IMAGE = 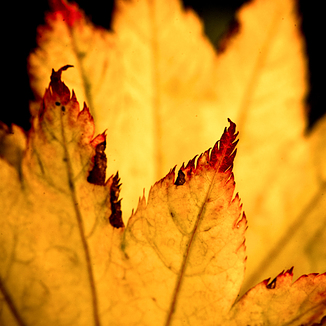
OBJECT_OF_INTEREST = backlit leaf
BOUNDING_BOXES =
[28,0,326,293]
[28,0,223,217]
[0,0,324,323]
[1,67,326,325]
[227,269,326,325]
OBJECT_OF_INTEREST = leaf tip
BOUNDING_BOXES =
[48,65,74,105]
[286,266,294,276]
[172,119,239,186]
[235,209,247,229]
[210,119,238,173]
[91,131,106,147]
[49,0,83,27]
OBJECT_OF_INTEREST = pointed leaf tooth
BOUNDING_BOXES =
[71,89,77,101]
[266,276,278,289]
[91,132,106,148]
[196,150,210,169]
[286,266,294,275]
[184,155,197,172]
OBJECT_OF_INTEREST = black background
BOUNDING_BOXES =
[1,0,323,132]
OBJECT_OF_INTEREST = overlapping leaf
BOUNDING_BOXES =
[227,269,326,325]
[27,0,326,294]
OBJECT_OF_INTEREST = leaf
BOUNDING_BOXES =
[228,269,326,325]
[28,0,223,217]
[1,68,326,325]
[0,66,118,325]
[26,0,326,303]
[118,122,247,326]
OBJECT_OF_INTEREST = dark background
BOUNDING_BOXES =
[1,0,323,132]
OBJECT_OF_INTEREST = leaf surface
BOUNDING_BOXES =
[227,269,326,325]
[120,119,247,325]
[28,0,224,217]
[1,68,326,325]
[0,68,247,325]
[0,67,117,326]
[27,0,326,305]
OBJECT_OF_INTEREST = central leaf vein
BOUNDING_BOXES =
[59,111,100,326]
[165,147,227,326]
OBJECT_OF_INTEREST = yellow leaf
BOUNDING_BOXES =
[27,0,326,297]
[228,269,326,325]
[1,68,326,325]
[0,67,246,325]
[0,67,116,325]
[28,0,223,217]
[0,66,326,326]
[118,121,247,325]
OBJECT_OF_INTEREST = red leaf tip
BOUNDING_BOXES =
[91,132,106,148]
[173,119,238,186]
[211,119,238,173]
[172,119,239,186]
[49,65,74,105]
[49,0,83,27]
[286,266,294,276]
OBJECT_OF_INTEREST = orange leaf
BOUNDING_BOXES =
[0,67,118,325]
[1,67,326,325]
[228,269,326,325]
[24,0,326,317]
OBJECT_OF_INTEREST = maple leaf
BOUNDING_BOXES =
[1,67,326,325]
[27,0,326,296]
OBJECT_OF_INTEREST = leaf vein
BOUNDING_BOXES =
[59,111,101,326]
